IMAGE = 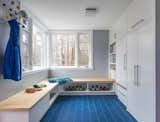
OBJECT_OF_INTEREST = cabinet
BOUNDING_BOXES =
[116,39,127,87]
[116,38,127,104]
[116,12,128,88]
[127,0,154,32]
[127,19,155,122]
[112,0,155,121]
[111,12,128,105]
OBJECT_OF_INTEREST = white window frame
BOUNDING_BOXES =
[21,19,49,75]
[32,23,48,70]
[19,9,49,76]
[20,23,32,72]
[48,30,93,70]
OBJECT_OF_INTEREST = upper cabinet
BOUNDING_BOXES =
[114,12,127,40]
[127,0,155,31]
[110,11,127,44]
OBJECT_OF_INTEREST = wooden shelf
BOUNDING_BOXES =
[72,78,115,82]
[115,82,127,90]
[0,80,59,111]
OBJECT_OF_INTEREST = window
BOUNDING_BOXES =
[78,33,90,67]
[20,20,92,72]
[50,33,76,66]
[20,20,47,72]
[21,29,32,71]
[32,24,45,69]
[49,31,92,68]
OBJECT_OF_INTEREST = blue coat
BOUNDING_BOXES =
[3,19,21,81]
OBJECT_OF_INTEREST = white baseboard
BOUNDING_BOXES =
[60,91,116,96]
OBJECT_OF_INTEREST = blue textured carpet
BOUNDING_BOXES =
[41,95,137,122]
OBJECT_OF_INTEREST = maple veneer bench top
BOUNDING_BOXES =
[0,80,59,111]
[0,78,115,111]
[72,78,115,82]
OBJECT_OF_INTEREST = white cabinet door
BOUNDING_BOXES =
[115,12,127,40]
[127,0,154,32]
[136,20,155,122]
[116,38,127,87]
[127,30,139,119]
[115,11,127,88]
[127,20,155,122]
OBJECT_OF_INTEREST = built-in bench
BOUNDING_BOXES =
[0,78,115,122]
[0,80,59,122]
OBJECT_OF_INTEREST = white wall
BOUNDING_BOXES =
[0,23,10,73]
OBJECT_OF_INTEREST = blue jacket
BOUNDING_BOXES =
[3,19,21,81]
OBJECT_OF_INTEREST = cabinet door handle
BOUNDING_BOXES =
[134,65,137,86]
[124,54,127,70]
[123,55,125,70]
[131,19,145,29]
[136,65,140,87]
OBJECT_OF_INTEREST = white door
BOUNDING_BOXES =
[127,20,155,122]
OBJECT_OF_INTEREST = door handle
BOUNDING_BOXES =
[123,55,125,70]
[124,54,127,70]
[136,65,140,87]
[134,65,137,86]
[131,19,145,29]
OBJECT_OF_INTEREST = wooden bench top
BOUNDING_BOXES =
[72,78,115,82]
[0,78,115,111]
[0,80,59,111]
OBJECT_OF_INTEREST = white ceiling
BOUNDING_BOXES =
[23,0,132,30]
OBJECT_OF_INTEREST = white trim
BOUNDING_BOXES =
[0,69,47,79]
[49,30,93,33]
[89,31,94,69]
[60,91,115,96]
[46,33,50,68]
[75,33,79,67]
[48,66,93,70]
[22,68,48,77]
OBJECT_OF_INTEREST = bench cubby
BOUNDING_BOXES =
[59,79,115,95]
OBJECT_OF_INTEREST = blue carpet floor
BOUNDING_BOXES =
[41,95,137,122]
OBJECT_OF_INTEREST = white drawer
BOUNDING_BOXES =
[117,86,127,106]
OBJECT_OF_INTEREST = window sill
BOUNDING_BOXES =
[0,66,94,80]
[48,66,94,70]
[22,68,48,77]
[0,68,48,79]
